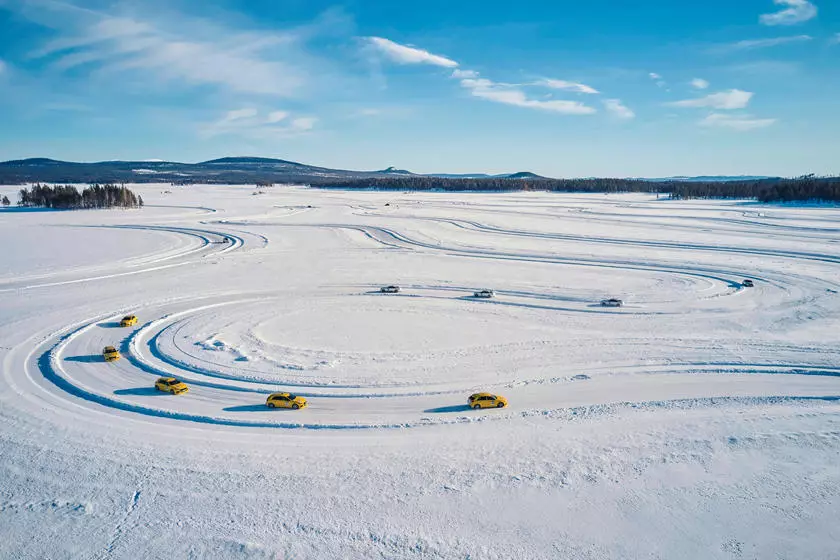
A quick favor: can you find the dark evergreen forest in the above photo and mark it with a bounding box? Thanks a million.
[310,175,840,203]
[17,184,143,209]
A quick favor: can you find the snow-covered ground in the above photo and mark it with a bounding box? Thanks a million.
[1,185,839,559]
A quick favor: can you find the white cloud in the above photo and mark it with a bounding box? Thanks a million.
[760,0,817,26]
[266,110,289,123]
[224,108,258,122]
[602,99,635,119]
[20,3,307,96]
[648,72,666,88]
[669,89,753,110]
[830,33,840,45]
[290,117,317,131]
[537,79,600,94]
[0,59,6,74]
[458,76,596,115]
[202,109,316,139]
[700,113,777,130]
[452,69,478,79]
[367,37,458,68]
[691,78,710,90]
[714,35,813,52]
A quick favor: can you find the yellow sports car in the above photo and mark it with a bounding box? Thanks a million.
[266,392,307,409]
[468,392,508,409]
[155,377,189,395]
[103,346,121,362]
[120,315,138,327]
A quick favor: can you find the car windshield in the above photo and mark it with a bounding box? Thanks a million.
[287,395,297,400]
[167,379,180,385]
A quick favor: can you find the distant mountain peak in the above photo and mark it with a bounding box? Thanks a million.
[505,171,544,179]
[376,166,413,175]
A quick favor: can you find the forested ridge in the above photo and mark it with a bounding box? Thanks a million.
[311,175,840,202]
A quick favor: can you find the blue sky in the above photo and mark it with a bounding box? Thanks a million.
[0,0,837,177]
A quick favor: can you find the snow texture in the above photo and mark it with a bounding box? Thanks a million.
[1,185,839,558]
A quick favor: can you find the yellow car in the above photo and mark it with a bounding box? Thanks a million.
[266,392,307,410]
[155,377,189,395]
[103,346,121,362]
[468,392,508,409]
[120,315,138,327]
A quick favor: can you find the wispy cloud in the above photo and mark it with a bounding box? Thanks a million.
[367,37,458,68]
[669,89,753,110]
[223,108,259,122]
[830,33,840,45]
[0,59,6,74]
[451,69,478,79]
[458,75,596,115]
[17,1,311,97]
[536,79,599,94]
[759,0,817,26]
[700,113,777,130]
[691,78,710,90]
[202,109,316,139]
[648,72,666,88]
[602,99,635,119]
[289,117,317,131]
[712,35,813,52]
[724,60,799,75]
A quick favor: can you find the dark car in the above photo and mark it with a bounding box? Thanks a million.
[600,298,624,307]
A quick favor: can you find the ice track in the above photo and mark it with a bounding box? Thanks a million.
[3,187,840,559]
[2,189,838,432]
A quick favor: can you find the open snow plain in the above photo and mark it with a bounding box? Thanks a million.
[1,185,839,559]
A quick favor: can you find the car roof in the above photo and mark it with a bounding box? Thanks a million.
[104,346,117,351]
[470,392,493,397]
[158,377,177,382]
[269,392,291,397]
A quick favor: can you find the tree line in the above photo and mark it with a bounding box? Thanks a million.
[311,175,840,203]
[17,184,144,209]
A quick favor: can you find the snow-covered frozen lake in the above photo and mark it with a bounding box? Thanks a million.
[1,184,838,559]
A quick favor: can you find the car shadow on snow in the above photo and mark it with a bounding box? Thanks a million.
[424,404,471,414]
[114,387,160,396]
[97,321,123,328]
[65,355,104,363]
[223,404,284,413]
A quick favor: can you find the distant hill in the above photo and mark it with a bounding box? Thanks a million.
[0,157,550,184]
[425,171,546,179]
[0,157,379,184]
[0,157,779,186]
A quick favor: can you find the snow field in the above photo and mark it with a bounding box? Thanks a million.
[1,185,839,558]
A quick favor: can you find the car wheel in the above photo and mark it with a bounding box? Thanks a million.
[268,402,275,408]
[292,403,300,410]
[473,404,481,410]
[497,402,505,408]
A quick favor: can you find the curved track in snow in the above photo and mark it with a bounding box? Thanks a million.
[3,190,839,433]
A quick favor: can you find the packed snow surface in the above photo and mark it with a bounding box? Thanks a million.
[1,185,839,559]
